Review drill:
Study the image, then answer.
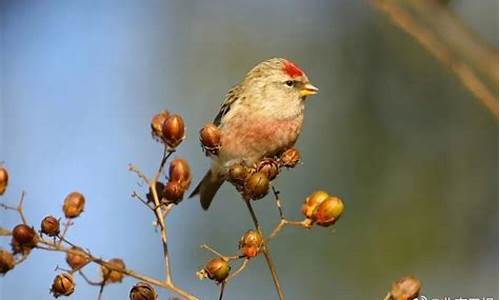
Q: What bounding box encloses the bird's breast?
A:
[219,113,303,165]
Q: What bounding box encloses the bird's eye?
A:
[285,80,294,87]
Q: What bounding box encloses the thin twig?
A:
[36,238,198,300]
[271,186,285,220]
[268,219,310,242]
[150,147,175,284]
[131,191,153,211]
[200,244,226,258]
[128,164,150,185]
[225,258,249,283]
[371,0,499,118]
[78,270,103,286]
[96,282,105,300]
[57,219,74,247]
[218,282,225,300]
[0,227,11,236]
[244,199,285,300]
[0,191,27,224]
[15,253,29,265]
[200,244,241,262]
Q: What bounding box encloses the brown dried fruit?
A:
[0,167,8,196]
[280,148,300,168]
[302,191,329,219]
[313,196,344,227]
[161,114,185,148]
[239,230,263,258]
[169,158,191,190]
[163,181,185,204]
[0,248,15,275]
[66,247,89,270]
[227,164,251,188]
[10,238,32,255]
[12,224,36,245]
[63,192,85,219]
[41,216,60,237]
[390,275,422,300]
[205,258,230,283]
[244,172,269,200]
[101,258,126,283]
[50,273,75,298]
[151,111,169,140]
[200,123,221,155]
[256,159,279,181]
[129,282,158,300]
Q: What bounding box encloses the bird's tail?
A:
[189,170,224,210]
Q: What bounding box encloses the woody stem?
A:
[244,199,285,300]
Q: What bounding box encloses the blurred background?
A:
[0,0,498,299]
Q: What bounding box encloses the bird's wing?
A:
[213,85,240,126]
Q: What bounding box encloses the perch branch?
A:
[244,199,285,300]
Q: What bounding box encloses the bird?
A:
[190,58,318,210]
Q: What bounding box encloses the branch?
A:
[149,147,175,284]
[57,219,74,247]
[96,282,105,300]
[244,199,285,300]
[268,186,311,241]
[36,238,198,300]
[200,244,242,262]
[128,163,150,185]
[268,219,310,242]
[0,191,27,224]
[371,0,499,118]
[127,146,195,299]
[0,227,11,236]
[78,270,104,286]
[225,258,249,283]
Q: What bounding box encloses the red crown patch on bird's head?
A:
[282,60,303,78]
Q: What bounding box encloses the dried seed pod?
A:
[280,148,300,168]
[390,275,422,300]
[162,181,184,204]
[12,224,36,245]
[239,230,263,258]
[302,191,329,219]
[313,196,344,227]
[41,216,60,237]
[199,123,221,155]
[0,167,8,196]
[204,258,230,283]
[161,114,185,148]
[151,110,169,140]
[50,273,75,298]
[0,248,15,275]
[256,159,279,181]
[244,172,269,200]
[10,238,32,255]
[168,158,191,190]
[227,164,251,188]
[63,192,85,219]
[66,247,89,270]
[101,258,126,283]
[129,282,158,300]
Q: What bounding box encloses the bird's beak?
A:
[299,83,319,97]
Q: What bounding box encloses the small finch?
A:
[190,58,318,209]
